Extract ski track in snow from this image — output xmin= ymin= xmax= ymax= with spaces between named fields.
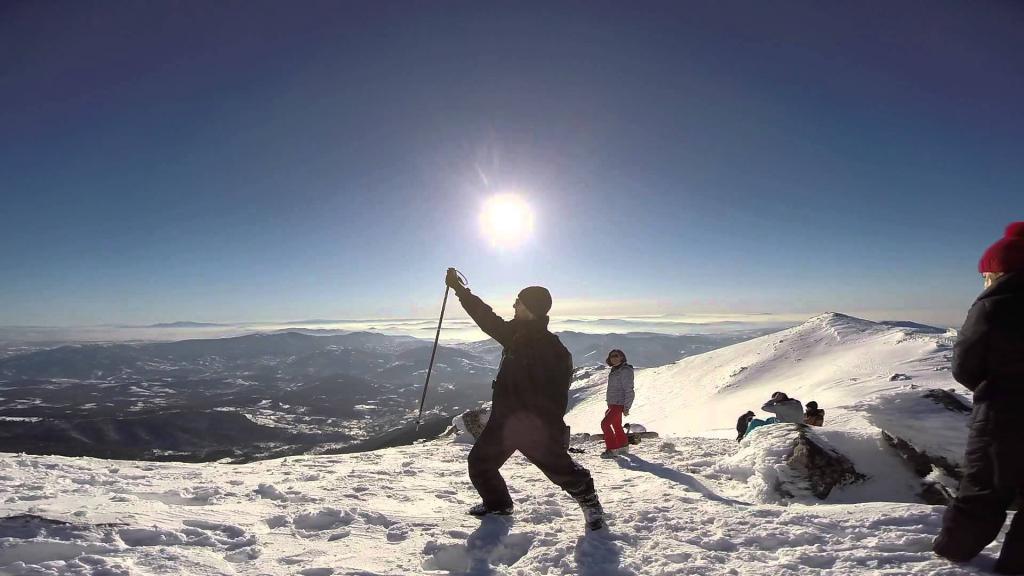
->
xmin=0 ymin=437 xmax=1008 ymax=575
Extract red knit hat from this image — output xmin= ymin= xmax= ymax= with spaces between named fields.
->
xmin=978 ymin=222 xmax=1024 ymax=273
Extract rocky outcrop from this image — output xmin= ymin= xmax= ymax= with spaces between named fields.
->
xmin=922 ymin=388 xmax=971 ymax=414
xmin=786 ymin=426 xmax=866 ymax=500
xmin=881 ymin=430 xmax=959 ymax=505
xmin=875 ymin=389 xmax=971 ymax=504
xmin=717 ymin=423 xmax=865 ymax=502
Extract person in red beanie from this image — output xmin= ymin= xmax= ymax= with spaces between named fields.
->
xmin=933 ymin=222 xmax=1024 ymax=574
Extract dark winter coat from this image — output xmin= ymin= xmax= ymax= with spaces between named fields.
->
xmin=456 ymin=290 xmax=574 ymax=422
xmin=736 ymin=413 xmax=754 ymax=441
xmin=606 ymin=364 xmax=635 ymax=410
xmin=952 ymin=272 xmax=1024 ymax=403
xmin=933 ymin=273 xmax=1024 ymax=568
xmin=950 ymin=271 xmax=1024 ymax=490
xmin=804 ymin=409 xmax=825 ymax=427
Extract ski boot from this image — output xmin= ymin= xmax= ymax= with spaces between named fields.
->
xmin=573 ymin=492 xmax=607 ymax=531
xmin=467 ymin=503 xmax=513 ymax=517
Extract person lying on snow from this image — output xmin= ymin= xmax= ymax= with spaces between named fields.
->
xmin=933 ymin=222 xmax=1024 ymax=575
xmin=444 ymin=268 xmax=607 ymax=531
xmin=803 ymin=401 xmax=825 ymax=426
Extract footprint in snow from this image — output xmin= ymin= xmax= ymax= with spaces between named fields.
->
xmin=254 ymin=483 xmax=289 ymax=502
xmin=358 ymin=510 xmax=397 ymax=528
xmin=387 ymin=524 xmax=410 ymax=542
xmin=224 ymin=546 xmax=262 ymax=562
xmin=265 ymin=514 xmax=290 ymax=529
xmin=422 ymin=516 xmax=531 ymax=572
xmin=293 ymin=508 xmax=356 ymax=533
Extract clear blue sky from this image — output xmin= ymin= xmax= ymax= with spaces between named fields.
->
xmin=1 ymin=1 xmax=1021 ymax=326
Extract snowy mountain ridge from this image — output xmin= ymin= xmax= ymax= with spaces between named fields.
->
xmin=566 ymin=311 xmax=960 ymax=438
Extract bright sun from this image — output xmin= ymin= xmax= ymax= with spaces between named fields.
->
xmin=479 ymin=193 xmax=535 ymax=249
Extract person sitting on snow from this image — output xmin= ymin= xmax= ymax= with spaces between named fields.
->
xmin=736 ymin=411 xmax=755 ymax=441
xmin=803 ymin=401 xmax=825 ymax=427
xmin=761 ymin=391 xmax=804 ymax=424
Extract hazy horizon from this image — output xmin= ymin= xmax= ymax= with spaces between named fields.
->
xmin=0 ymin=307 xmax=962 ymax=346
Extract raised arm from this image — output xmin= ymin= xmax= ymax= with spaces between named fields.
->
xmin=446 ymin=269 xmax=515 ymax=347
xmin=457 ymin=290 xmax=515 ymax=347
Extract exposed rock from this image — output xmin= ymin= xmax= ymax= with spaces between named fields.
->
xmin=922 ymin=388 xmax=971 ymax=413
xmin=889 ymin=373 xmax=912 ymax=381
xmin=920 ymin=481 xmax=956 ymax=506
xmin=718 ymin=424 xmax=865 ymax=502
xmin=856 ymin=387 xmax=972 ymax=504
xmin=446 ymin=407 xmax=491 ymax=442
xmin=881 ymin=431 xmax=961 ymax=504
xmin=874 ymin=388 xmax=971 ymax=504
xmin=787 ymin=426 xmax=866 ymax=500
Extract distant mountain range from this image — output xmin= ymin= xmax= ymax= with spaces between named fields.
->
xmin=0 ymin=328 xmax=779 ymax=461
xmin=145 ymin=321 xmax=229 ymax=328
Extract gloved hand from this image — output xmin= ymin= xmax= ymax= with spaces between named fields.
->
xmin=445 ymin=268 xmax=468 ymax=294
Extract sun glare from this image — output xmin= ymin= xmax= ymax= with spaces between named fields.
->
xmin=479 ymin=193 xmax=534 ymax=249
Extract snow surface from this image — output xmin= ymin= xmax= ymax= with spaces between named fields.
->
xmin=0 ymin=436 xmax=1008 ymax=576
xmin=0 ymin=313 xmax=1010 ymax=575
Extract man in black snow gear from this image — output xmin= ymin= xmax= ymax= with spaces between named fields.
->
xmin=933 ymin=222 xmax=1024 ymax=574
xmin=445 ymin=269 xmax=605 ymax=531
xmin=736 ymin=411 xmax=755 ymax=442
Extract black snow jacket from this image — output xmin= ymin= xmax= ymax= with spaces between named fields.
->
xmin=456 ymin=290 xmax=574 ymax=422
xmin=952 ymin=272 xmax=1024 ymax=402
xmin=736 ymin=413 xmax=754 ymax=441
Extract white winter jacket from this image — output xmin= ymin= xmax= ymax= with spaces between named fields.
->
xmin=761 ymin=398 xmax=804 ymax=424
xmin=606 ymin=364 xmax=635 ymax=410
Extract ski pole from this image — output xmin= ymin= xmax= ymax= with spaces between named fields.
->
xmin=415 ymin=268 xmax=465 ymax=430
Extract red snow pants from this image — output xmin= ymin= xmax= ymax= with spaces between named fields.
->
xmin=601 ymin=405 xmax=628 ymax=451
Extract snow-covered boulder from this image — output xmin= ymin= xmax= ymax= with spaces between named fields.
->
xmin=717 ymin=423 xmax=864 ymax=502
xmin=450 ymin=406 xmax=490 ymax=443
xmin=855 ymin=388 xmax=971 ymax=503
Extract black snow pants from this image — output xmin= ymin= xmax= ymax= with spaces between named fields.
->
xmin=934 ymin=401 xmax=1024 ymax=573
xmin=468 ymin=411 xmax=595 ymax=509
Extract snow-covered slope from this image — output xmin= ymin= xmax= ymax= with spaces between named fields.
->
xmin=0 ymin=436 xmax=1003 ymax=576
xmin=1 ymin=312 xmax=1007 ymax=575
xmin=566 ymin=313 xmax=960 ymax=439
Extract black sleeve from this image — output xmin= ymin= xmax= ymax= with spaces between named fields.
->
xmin=456 ymin=290 xmax=515 ymax=347
xmin=952 ymin=300 xmax=989 ymax=391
